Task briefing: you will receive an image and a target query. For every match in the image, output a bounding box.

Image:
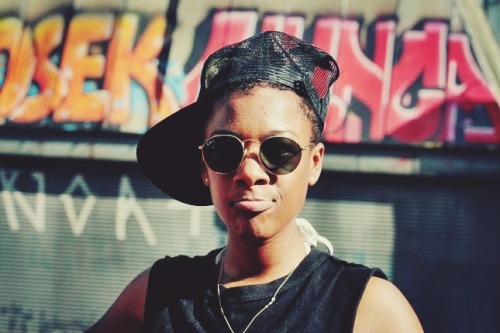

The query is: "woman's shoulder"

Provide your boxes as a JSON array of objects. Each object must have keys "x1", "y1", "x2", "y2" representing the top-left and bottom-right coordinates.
[
  {"x1": 84, "y1": 248, "x2": 221, "y2": 333},
  {"x1": 83, "y1": 267, "x2": 151, "y2": 333},
  {"x1": 354, "y1": 276, "x2": 424, "y2": 332},
  {"x1": 309, "y1": 251, "x2": 423, "y2": 332}
]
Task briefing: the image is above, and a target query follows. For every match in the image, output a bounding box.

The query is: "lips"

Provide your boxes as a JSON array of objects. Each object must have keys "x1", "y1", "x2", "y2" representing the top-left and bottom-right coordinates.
[{"x1": 231, "y1": 197, "x2": 275, "y2": 212}]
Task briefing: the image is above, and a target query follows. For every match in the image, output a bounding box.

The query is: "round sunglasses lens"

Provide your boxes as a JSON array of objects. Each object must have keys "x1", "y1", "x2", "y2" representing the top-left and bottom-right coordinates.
[
  {"x1": 203, "y1": 136, "x2": 243, "y2": 173},
  {"x1": 260, "y1": 137, "x2": 303, "y2": 174}
]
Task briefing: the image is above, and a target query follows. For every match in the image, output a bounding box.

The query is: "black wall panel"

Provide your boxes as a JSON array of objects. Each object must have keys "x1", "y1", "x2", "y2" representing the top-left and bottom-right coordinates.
[{"x1": 0, "y1": 155, "x2": 499, "y2": 332}]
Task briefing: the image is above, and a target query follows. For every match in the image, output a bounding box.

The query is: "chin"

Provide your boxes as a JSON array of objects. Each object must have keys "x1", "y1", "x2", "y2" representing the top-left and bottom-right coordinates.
[{"x1": 246, "y1": 217, "x2": 278, "y2": 239}]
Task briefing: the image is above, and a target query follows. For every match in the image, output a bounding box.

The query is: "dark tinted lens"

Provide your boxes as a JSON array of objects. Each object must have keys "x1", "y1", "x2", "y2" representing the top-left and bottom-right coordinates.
[
  {"x1": 203, "y1": 136, "x2": 243, "y2": 173},
  {"x1": 260, "y1": 137, "x2": 303, "y2": 174}
]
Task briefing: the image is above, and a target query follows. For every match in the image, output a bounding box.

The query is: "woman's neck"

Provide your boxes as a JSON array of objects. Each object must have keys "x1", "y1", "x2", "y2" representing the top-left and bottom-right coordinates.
[{"x1": 221, "y1": 228, "x2": 307, "y2": 288}]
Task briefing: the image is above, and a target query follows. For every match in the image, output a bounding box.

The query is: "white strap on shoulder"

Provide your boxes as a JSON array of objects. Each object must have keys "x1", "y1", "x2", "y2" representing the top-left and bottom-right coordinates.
[{"x1": 296, "y1": 217, "x2": 334, "y2": 255}]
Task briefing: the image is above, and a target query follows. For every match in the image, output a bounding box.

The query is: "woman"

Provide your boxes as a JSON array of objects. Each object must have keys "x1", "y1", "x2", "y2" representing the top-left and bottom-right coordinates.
[{"x1": 85, "y1": 31, "x2": 423, "y2": 332}]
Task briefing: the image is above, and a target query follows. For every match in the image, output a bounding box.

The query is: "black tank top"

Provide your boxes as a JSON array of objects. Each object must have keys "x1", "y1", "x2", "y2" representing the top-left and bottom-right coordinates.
[{"x1": 144, "y1": 248, "x2": 386, "y2": 333}]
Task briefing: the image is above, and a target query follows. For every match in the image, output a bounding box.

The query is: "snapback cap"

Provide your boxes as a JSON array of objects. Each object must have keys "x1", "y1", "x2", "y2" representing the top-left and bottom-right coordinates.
[{"x1": 137, "y1": 31, "x2": 339, "y2": 206}]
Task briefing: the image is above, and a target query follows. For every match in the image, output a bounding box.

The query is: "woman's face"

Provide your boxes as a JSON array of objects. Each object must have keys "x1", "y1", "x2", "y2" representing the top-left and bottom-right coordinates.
[{"x1": 202, "y1": 86, "x2": 324, "y2": 244}]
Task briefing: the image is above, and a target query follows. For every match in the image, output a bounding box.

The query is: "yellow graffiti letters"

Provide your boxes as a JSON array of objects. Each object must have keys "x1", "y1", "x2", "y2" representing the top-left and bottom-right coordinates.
[
  {"x1": 0, "y1": 17, "x2": 35, "y2": 119},
  {"x1": 54, "y1": 13, "x2": 114, "y2": 123}
]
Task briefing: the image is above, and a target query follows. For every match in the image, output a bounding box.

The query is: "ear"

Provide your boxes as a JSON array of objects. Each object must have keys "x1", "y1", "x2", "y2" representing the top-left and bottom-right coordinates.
[
  {"x1": 308, "y1": 142, "x2": 324, "y2": 186},
  {"x1": 201, "y1": 161, "x2": 209, "y2": 187}
]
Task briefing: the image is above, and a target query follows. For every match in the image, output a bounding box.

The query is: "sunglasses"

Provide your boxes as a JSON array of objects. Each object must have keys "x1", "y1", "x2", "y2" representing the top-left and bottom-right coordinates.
[{"x1": 199, "y1": 134, "x2": 310, "y2": 175}]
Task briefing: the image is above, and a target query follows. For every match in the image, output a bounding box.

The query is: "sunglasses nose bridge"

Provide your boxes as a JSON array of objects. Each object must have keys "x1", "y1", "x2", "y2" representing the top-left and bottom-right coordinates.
[
  {"x1": 239, "y1": 138, "x2": 269, "y2": 170},
  {"x1": 240, "y1": 138, "x2": 261, "y2": 156}
]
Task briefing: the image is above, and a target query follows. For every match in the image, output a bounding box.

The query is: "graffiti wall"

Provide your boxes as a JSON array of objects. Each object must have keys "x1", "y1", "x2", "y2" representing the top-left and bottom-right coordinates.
[{"x1": 0, "y1": 0, "x2": 499, "y2": 146}]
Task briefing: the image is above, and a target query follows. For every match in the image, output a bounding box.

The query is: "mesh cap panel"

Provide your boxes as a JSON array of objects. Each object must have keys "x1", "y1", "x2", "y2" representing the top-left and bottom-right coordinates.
[{"x1": 200, "y1": 31, "x2": 339, "y2": 129}]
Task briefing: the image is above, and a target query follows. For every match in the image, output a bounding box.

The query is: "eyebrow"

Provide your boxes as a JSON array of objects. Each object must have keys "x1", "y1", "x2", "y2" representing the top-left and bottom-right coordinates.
[
  {"x1": 209, "y1": 129, "x2": 237, "y2": 136},
  {"x1": 208, "y1": 129, "x2": 300, "y2": 139}
]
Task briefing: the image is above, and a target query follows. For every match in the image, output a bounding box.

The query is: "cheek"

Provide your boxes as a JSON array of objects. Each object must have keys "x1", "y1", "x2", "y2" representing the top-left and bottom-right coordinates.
[
  {"x1": 278, "y1": 176, "x2": 309, "y2": 210},
  {"x1": 206, "y1": 175, "x2": 229, "y2": 210},
  {"x1": 283, "y1": 159, "x2": 314, "y2": 203}
]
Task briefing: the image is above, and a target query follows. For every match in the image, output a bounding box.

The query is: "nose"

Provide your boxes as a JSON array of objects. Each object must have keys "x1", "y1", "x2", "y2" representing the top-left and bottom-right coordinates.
[{"x1": 233, "y1": 144, "x2": 271, "y2": 186}]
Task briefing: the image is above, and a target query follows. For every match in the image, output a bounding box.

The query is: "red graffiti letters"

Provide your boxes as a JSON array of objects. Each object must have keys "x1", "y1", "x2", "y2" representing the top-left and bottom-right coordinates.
[{"x1": 0, "y1": 9, "x2": 498, "y2": 145}]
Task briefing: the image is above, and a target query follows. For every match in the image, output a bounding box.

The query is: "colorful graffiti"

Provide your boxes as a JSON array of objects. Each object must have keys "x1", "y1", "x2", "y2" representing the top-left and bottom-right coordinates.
[
  {"x1": 0, "y1": 11, "x2": 174, "y2": 134},
  {"x1": 0, "y1": 7, "x2": 499, "y2": 144}
]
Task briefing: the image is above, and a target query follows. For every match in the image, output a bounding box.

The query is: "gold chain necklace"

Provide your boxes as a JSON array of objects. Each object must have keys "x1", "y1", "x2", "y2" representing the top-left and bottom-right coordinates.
[{"x1": 216, "y1": 256, "x2": 297, "y2": 333}]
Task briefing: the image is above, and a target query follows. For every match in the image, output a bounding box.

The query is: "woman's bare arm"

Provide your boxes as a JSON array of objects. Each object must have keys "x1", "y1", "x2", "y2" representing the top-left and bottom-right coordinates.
[
  {"x1": 354, "y1": 276, "x2": 424, "y2": 333},
  {"x1": 84, "y1": 267, "x2": 150, "y2": 333}
]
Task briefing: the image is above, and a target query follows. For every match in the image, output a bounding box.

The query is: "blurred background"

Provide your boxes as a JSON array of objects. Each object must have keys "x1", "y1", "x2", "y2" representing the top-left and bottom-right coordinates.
[{"x1": 0, "y1": 0, "x2": 499, "y2": 332}]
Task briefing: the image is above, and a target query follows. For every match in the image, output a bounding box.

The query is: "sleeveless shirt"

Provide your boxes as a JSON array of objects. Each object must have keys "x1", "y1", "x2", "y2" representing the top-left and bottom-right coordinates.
[{"x1": 143, "y1": 248, "x2": 386, "y2": 333}]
